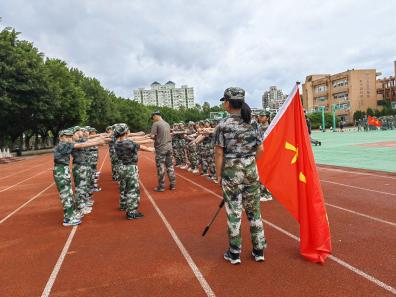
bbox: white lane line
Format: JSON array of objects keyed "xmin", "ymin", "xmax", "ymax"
[
  {"xmin": 41, "ymin": 226, "xmax": 78, "ymax": 297},
  {"xmin": 325, "ymin": 203, "xmax": 396, "ymax": 227},
  {"xmin": 140, "ymin": 181, "xmax": 216, "ymax": 297},
  {"xmin": 0, "ymin": 183, "xmax": 54, "ymax": 224},
  {"xmin": 40, "ymin": 151, "xmax": 108, "ymax": 297},
  {"xmin": 321, "ymin": 180, "xmax": 396, "ymax": 196},
  {"xmin": 0, "ymin": 169, "xmax": 50, "ymax": 193},
  {"xmin": 175, "ymin": 170, "xmax": 396, "ymax": 296},
  {"xmin": 0, "ymin": 163, "xmax": 46, "ymax": 181},
  {"xmin": 318, "ymin": 166, "xmax": 396, "ymax": 180}
]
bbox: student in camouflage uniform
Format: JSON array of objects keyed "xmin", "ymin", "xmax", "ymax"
[
  {"xmin": 71, "ymin": 126, "xmax": 93, "ymax": 215},
  {"xmin": 214, "ymin": 87, "xmax": 266, "ymax": 264},
  {"xmin": 88, "ymin": 127, "xmax": 101, "ymax": 192},
  {"xmin": 186, "ymin": 122, "xmax": 199, "ymax": 174},
  {"xmin": 106, "ymin": 126, "xmax": 119, "ymax": 181},
  {"xmin": 114, "ymin": 123, "xmax": 154, "ymax": 219},
  {"xmin": 172, "ymin": 123, "xmax": 183, "ymax": 167},
  {"xmin": 257, "ymin": 111, "xmax": 273, "ymax": 202},
  {"xmin": 53, "ymin": 129, "xmax": 105, "ymax": 226}
]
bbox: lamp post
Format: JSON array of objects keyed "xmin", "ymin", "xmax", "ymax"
[
  {"xmin": 332, "ymin": 104, "xmax": 337, "ymax": 132},
  {"xmin": 319, "ymin": 106, "xmax": 326, "ymax": 132}
]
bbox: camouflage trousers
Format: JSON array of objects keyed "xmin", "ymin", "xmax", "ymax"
[
  {"xmin": 119, "ymin": 164, "xmax": 140, "ymax": 212},
  {"xmin": 72, "ymin": 164, "xmax": 90, "ymax": 209},
  {"xmin": 174, "ymin": 140, "xmax": 187, "ymax": 165},
  {"xmin": 53, "ymin": 165, "xmax": 74, "ymax": 220},
  {"xmin": 111, "ymin": 154, "xmax": 122, "ymax": 181},
  {"xmin": 187, "ymin": 144, "xmax": 199, "ymax": 170},
  {"xmin": 222, "ymin": 156, "xmax": 266, "ymax": 253},
  {"xmin": 198, "ymin": 143, "xmax": 207, "ymax": 173},
  {"xmin": 260, "ymin": 183, "xmax": 273, "ymax": 199},
  {"xmin": 155, "ymin": 149, "xmax": 176, "ymax": 188},
  {"xmin": 205, "ymin": 143, "xmax": 216, "ymax": 177}
]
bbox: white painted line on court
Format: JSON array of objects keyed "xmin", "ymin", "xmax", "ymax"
[
  {"xmin": 140, "ymin": 181, "xmax": 216, "ymax": 297},
  {"xmin": 40, "ymin": 151, "xmax": 108, "ymax": 297},
  {"xmin": 318, "ymin": 166, "xmax": 396, "ymax": 180},
  {"xmin": 0, "ymin": 169, "xmax": 50, "ymax": 193},
  {"xmin": 325, "ymin": 203, "xmax": 396, "ymax": 227},
  {"xmin": 321, "ymin": 180, "xmax": 396, "ymax": 196},
  {"xmin": 176, "ymin": 170, "xmax": 396, "ymax": 296},
  {"xmin": 0, "ymin": 183, "xmax": 54, "ymax": 224},
  {"xmin": 41, "ymin": 226, "xmax": 78, "ymax": 297},
  {"xmin": 0, "ymin": 163, "xmax": 46, "ymax": 181}
]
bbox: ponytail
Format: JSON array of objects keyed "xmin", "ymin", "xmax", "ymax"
[
  {"xmin": 227, "ymin": 99, "xmax": 252, "ymax": 124},
  {"xmin": 241, "ymin": 101, "xmax": 252, "ymax": 124}
]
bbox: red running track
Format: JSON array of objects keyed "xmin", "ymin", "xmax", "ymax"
[{"xmin": 0, "ymin": 149, "xmax": 395, "ymax": 297}]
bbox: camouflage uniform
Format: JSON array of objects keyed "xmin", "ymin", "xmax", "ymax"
[
  {"xmin": 115, "ymin": 139, "xmax": 141, "ymax": 212},
  {"xmin": 109, "ymin": 134, "xmax": 122, "ymax": 181},
  {"xmin": 204, "ymin": 133, "xmax": 216, "ymax": 178},
  {"xmin": 53, "ymin": 140, "xmax": 75, "ymax": 220},
  {"xmin": 186, "ymin": 127, "xmax": 199, "ymax": 170},
  {"xmin": 214, "ymin": 89, "xmax": 266, "ymax": 255},
  {"xmin": 71, "ymin": 139, "xmax": 91, "ymax": 210},
  {"xmin": 155, "ymin": 151, "xmax": 176, "ymax": 188},
  {"xmin": 172, "ymin": 126, "xmax": 182, "ymax": 166}
]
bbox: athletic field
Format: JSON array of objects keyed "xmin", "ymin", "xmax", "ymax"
[{"xmin": 0, "ymin": 147, "xmax": 395, "ymax": 296}]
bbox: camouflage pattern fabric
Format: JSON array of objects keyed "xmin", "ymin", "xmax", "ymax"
[
  {"xmin": 118, "ymin": 164, "xmax": 140, "ymax": 211},
  {"xmin": 53, "ymin": 165, "xmax": 74, "ymax": 220},
  {"xmin": 109, "ymin": 136, "xmax": 121, "ymax": 181},
  {"xmin": 187, "ymin": 143, "xmax": 199, "ymax": 170},
  {"xmin": 222, "ymin": 156, "xmax": 266, "ymax": 253},
  {"xmin": 198, "ymin": 143, "xmax": 207, "ymax": 173},
  {"xmin": 204, "ymin": 142, "xmax": 216, "ymax": 177},
  {"xmin": 155, "ymin": 149, "xmax": 176, "ymax": 188},
  {"xmin": 72, "ymin": 164, "xmax": 90, "ymax": 209},
  {"xmin": 53, "ymin": 141, "xmax": 74, "ymax": 165},
  {"xmin": 214, "ymin": 114, "xmax": 261, "ymax": 158}
]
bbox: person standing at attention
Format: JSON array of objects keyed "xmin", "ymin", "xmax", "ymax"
[
  {"xmin": 214, "ymin": 87, "xmax": 267, "ymax": 265},
  {"xmin": 150, "ymin": 111, "xmax": 176, "ymax": 192}
]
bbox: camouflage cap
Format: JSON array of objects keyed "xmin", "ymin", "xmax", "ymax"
[
  {"xmin": 106, "ymin": 125, "xmax": 113, "ymax": 131},
  {"xmin": 259, "ymin": 111, "xmax": 270, "ymax": 117},
  {"xmin": 72, "ymin": 126, "xmax": 81, "ymax": 133},
  {"xmin": 188, "ymin": 121, "xmax": 195, "ymax": 125},
  {"xmin": 88, "ymin": 127, "xmax": 97, "ymax": 133},
  {"xmin": 113, "ymin": 123, "xmax": 129, "ymax": 137},
  {"xmin": 220, "ymin": 87, "xmax": 245, "ymax": 101},
  {"xmin": 59, "ymin": 129, "xmax": 74, "ymax": 137},
  {"xmin": 151, "ymin": 110, "xmax": 161, "ymax": 118}
]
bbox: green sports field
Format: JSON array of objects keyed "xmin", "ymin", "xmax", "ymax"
[{"xmin": 311, "ymin": 130, "xmax": 396, "ymax": 173}]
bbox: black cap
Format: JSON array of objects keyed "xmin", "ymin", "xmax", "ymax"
[{"xmin": 151, "ymin": 111, "xmax": 161, "ymax": 118}]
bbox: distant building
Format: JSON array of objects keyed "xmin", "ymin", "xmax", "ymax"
[
  {"xmin": 133, "ymin": 81, "xmax": 195, "ymax": 109},
  {"xmin": 376, "ymin": 61, "xmax": 396, "ymax": 109},
  {"xmin": 302, "ymin": 69, "xmax": 380, "ymax": 124},
  {"xmin": 262, "ymin": 86, "xmax": 287, "ymax": 110}
]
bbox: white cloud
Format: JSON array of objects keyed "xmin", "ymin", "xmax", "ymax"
[{"xmin": 1, "ymin": 0, "xmax": 395, "ymax": 107}]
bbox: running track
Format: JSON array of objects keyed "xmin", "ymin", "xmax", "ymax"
[{"xmin": 0, "ymin": 149, "xmax": 395, "ymax": 297}]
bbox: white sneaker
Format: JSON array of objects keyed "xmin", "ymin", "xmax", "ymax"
[
  {"xmin": 63, "ymin": 217, "xmax": 81, "ymax": 226},
  {"xmin": 82, "ymin": 206, "xmax": 92, "ymax": 214},
  {"xmin": 188, "ymin": 168, "xmax": 193, "ymax": 172},
  {"xmin": 180, "ymin": 164, "xmax": 188, "ymax": 170},
  {"xmin": 192, "ymin": 169, "xmax": 199, "ymax": 174}
]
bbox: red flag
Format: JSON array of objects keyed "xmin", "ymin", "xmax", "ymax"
[
  {"xmin": 368, "ymin": 116, "xmax": 382, "ymax": 127},
  {"xmin": 257, "ymin": 85, "xmax": 332, "ymax": 263}
]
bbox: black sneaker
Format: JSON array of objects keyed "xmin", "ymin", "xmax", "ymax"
[
  {"xmin": 154, "ymin": 187, "xmax": 165, "ymax": 192},
  {"xmin": 127, "ymin": 211, "xmax": 144, "ymax": 220},
  {"xmin": 223, "ymin": 250, "xmax": 241, "ymax": 265},
  {"xmin": 252, "ymin": 249, "xmax": 265, "ymax": 262},
  {"xmin": 170, "ymin": 185, "xmax": 176, "ymax": 191}
]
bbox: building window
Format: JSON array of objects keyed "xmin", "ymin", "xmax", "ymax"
[
  {"xmin": 333, "ymin": 92, "xmax": 348, "ymax": 100},
  {"xmin": 332, "ymin": 78, "xmax": 348, "ymax": 88},
  {"xmin": 314, "ymin": 85, "xmax": 327, "ymax": 93}
]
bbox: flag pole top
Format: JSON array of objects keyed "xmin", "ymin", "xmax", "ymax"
[{"xmin": 296, "ymin": 81, "xmax": 301, "ymax": 85}]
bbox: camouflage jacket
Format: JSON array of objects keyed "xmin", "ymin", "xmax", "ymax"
[
  {"xmin": 214, "ymin": 114, "xmax": 261, "ymax": 159},
  {"xmin": 115, "ymin": 139, "xmax": 140, "ymax": 165},
  {"xmin": 54, "ymin": 141, "xmax": 74, "ymax": 165}
]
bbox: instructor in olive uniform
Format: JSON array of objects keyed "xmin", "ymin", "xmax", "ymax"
[
  {"xmin": 150, "ymin": 111, "xmax": 176, "ymax": 192},
  {"xmin": 214, "ymin": 87, "xmax": 267, "ymax": 265}
]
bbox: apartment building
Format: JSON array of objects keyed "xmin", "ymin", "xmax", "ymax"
[
  {"xmin": 133, "ymin": 81, "xmax": 195, "ymax": 109},
  {"xmin": 302, "ymin": 69, "xmax": 379, "ymax": 123}
]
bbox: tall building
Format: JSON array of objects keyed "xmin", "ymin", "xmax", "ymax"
[
  {"xmin": 262, "ymin": 86, "xmax": 287, "ymax": 110},
  {"xmin": 133, "ymin": 81, "xmax": 195, "ymax": 109},
  {"xmin": 376, "ymin": 61, "xmax": 396, "ymax": 109},
  {"xmin": 302, "ymin": 69, "xmax": 380, "ymax": 123}
]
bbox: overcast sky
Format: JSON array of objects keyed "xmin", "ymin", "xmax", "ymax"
[{"xmin": 1, "ymin": 0, "xmax": 395, "ymax": 107}]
